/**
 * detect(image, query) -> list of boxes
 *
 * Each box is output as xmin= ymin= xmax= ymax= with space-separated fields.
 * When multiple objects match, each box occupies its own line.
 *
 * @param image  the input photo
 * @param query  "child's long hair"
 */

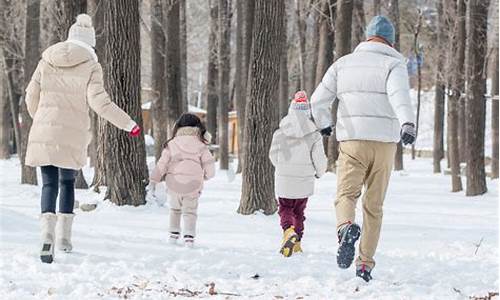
xmin=164 ymin=113 xmax=209 ymax=147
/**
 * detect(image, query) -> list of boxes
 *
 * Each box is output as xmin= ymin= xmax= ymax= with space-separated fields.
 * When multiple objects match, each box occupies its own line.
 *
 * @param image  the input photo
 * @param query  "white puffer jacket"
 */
xmin=269 ymin=103 xmax=327 ymax=199
xmin=310 ymin=41 xmax=415 ymax=143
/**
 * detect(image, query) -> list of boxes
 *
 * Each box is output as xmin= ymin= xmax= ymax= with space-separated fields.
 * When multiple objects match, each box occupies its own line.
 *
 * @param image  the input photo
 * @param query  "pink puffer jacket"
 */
xmin=150 ymin=127 xmax=215 ymax=196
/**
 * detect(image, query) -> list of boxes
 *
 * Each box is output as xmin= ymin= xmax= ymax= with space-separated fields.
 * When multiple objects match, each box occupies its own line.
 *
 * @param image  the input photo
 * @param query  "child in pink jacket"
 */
xmin=150 ymin=113 xmax=215 ymax=247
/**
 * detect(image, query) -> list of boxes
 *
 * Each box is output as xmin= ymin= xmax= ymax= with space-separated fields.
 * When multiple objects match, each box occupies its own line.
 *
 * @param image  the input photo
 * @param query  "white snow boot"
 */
xmin=56 ymin=213 xmax=74 ymax=252
xmin=169 ymin=232 xmax=180 ymax=244
xmin=184 ymin=235 xmax=194 ymax=248
xmin=40 ymin=213 xmax=57 ymax=263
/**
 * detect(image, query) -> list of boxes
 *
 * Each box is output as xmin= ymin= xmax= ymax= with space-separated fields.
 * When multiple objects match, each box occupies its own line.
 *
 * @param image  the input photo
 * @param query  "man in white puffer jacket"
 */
xmin=310 ymin=16 xmax=416 ymax=282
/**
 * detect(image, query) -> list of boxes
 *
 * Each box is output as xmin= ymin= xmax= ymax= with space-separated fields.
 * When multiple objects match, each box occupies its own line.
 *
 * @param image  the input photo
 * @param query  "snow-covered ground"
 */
xmin=0 ymin=157 xmax=498 ymax=299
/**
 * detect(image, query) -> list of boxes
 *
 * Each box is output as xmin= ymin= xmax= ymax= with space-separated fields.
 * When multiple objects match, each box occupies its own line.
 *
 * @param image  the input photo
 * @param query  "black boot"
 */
xmin=356 ymin=264 xmax=373 ymax=282
xmin=336 ymin=223 xmax=361 ymax=269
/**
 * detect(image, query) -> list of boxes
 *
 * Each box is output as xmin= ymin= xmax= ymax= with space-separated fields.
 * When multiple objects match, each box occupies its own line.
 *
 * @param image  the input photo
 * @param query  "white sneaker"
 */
xmin=169 ymin=232 xmax=180 ymax=244
xmin=184 ymin=235 xmax=194 ymax=248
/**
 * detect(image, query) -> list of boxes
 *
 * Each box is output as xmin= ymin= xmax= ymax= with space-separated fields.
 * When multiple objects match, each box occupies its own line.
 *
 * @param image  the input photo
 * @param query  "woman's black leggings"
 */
xmin=40 ymin=165 xmax=77 ymax=214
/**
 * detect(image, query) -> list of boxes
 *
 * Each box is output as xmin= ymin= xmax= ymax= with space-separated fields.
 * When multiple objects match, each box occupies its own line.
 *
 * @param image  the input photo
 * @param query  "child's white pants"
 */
xmin=168 ymin=192 xmax=199 ymax=237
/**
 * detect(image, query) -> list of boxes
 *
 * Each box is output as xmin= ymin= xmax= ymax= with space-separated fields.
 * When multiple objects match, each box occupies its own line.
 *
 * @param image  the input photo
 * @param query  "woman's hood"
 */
xmin=279 ymin=107 xmax=318 ymax=138
xmin=42 ymin=42 xmax=94 ymax=67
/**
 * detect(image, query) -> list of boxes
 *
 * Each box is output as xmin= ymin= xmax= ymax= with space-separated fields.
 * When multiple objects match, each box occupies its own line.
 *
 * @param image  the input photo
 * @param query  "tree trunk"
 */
xmin=432 ymin=0 xmax=446 ymax=173
xmin=315 ymin=0 xmax=335 ymax=87
xmin=307 ymin=7 xmax=320 ymax=95
xmin=278 ymin=2 xmax=289 ymax=119
xmin=294 ymin=0 xmax=307 ymax=90
xmin=446 ymin=0 xmax=465 ymax=192
xmin=206 ymin=0 xmax=219 ymax=144
xmin=0 ymin=57 xmax=10 ymax=159
xmin=328 ymin=0 xmax=353 ymax=172
xmin=465 ymin=0 xmax=489 ymax=196
xmin=235 ymin=0 xmax=245 ymax=172
xmin=88 ymin=0 xmax=107 ymax=189
xmin=151 ymin=0 xmax=167 ymax=161
xmin=103 ymin=0 xmax=147 ymax=206
xmin=238 ymin=0 xmax=284 ymax=215
xmin=491 ymin=46 xmax=499 ymax=179
xmin=351 ymin=0 xmax=365 ymax=50
xmin=164 ymin=0 xmax=183 ymax=137
xmin=218 ymin=0 xmax=231 ymax=170
xmin=180 ymin=0 xmax=188 ymax=112
xmin=21 ymin=0 xmax=41 ymax=185
xmin=373 ymin=0 xmax=381 ymax=15
xmin=411 ymin=12 xmax=422 ymax=160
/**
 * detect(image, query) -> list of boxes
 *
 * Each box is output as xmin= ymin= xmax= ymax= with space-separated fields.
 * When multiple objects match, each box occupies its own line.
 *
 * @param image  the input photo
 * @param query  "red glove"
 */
xmin=129 ymin=125 xmax=141 ymax=137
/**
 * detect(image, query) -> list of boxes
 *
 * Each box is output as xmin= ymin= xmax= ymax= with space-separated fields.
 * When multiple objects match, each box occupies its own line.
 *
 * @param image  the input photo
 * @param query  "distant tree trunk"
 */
xmin=492 ymin=46 xmax=499 ymax=179
xmin=206 ymin=0 xmax=219 ymax=144
xmin=315 ymin=0 xmax=335 ymax=87
xmin=278 ymin=2 xmax=289 ymax=119
xmin=465 ymin=0 xmax=489 ymax=196
xmin=21 ymin=0 xmax=41 ymax=185
xmin=411 ymin=12 xmax=422 ymax=160
xmin=328 ymin=0 xmax=353 ymax=172
xmin=351 ymin=0 xmax=365 ymax=50
xmin=373 ymin=0 xmax=381 ymax=15
xmin=88 ymin=0 xmax=107 ymax=189
xmin=0 ymin=59 xmax=9 ymax=159
xmin=218 ymin=0 xmax=231 ymax=170
xmin=238 ymin=0 xmax=284 ymax=215
xmin=433 ymin=0 xmax=446 ymax=173
xmin=387 ymin=0 xmax=404 ymax=171
xmin=164 ymin=0 xmax=183 ymax=137
xmin=294 ymin=0 xmax=307 ymax=90
xmin=151 ymin=0 xmax=167 ymax=161
xmin=180 ymin=0 xmax=188 ymax=111
xmin=307 ymin=7 xmax=320 ymax=95
xmin=235 ymin=0 xmax=246 ymax=172
xmin=103 ymin=0 xmax=147 ymax=205
xmin=447 ymin=0 xmax=464 ymax=192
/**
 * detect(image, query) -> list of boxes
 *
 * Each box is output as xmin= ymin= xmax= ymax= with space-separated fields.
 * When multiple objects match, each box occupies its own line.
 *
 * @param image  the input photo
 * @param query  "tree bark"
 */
xmin=235 ymin=0 xmax=245 ymax=172
xmin=328 ymin=0 xmax=353 ymax=172
xmin=103 ymin=0 xmax=147 ymax=206
xmin=491 ymin=46 xmax=499 ymax=179
xmin=218 ymin=0 xmax=231 ymax=170
xmin=294 ymin=0 xmax=307 ymax=90
xmin=432 ymin=0 xmax=446 ymax=173
xmin=278 ymin=1 xmax=289 ymax=119
xmin=21 ymin=0 xmax=41 ymax=185
xmin=0 ymin=56 xmax=10 ymax=159
xmin=351 ymin=0 xmax=365 ymax=50
xmin=180 ymin=0 xmax=188 ymax=112
xmin=206 ymin=0 xmax=219 ymax=144
xmin=164 ymin=0 xmax=183 ymax=137
xmin=151 ymin=0 xmax=167 ymax=161
xmin=238 ymin=0 xmax=284 ymax=215
xmin=307 ymin=6 xmax=320 ymax=94
xmin=465 ymin=0 xmax=489 ymax=196
xmin=373 ymin=0 xmax=381 ymax=15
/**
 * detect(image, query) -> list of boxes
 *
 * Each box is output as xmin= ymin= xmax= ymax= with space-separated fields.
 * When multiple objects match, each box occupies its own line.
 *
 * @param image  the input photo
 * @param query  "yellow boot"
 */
xmin=293 ymin=241 xmax=303 ymax=253
xmin=280 ymin=226 xmax=298 ymax=257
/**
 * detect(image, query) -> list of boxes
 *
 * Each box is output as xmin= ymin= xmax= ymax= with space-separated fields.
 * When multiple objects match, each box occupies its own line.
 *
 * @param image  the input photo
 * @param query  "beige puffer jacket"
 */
xmin=25 ymin=42 xmax=136 ymax=170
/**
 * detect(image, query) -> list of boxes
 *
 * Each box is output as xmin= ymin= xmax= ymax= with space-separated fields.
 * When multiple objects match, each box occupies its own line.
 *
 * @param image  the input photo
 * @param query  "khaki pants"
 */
xmin=169 ymin=193 xmax=199 ymax=237
xmin=335 ymin=140 xmax=397 ymax=269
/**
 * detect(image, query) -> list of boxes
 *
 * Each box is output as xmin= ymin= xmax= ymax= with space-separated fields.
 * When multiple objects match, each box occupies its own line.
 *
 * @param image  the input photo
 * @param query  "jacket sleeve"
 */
xmin=201 ymin=147 xmax=215 ymax=180
xmin=311 ymin=137 xmax=327 ymax=178
xmin=269 ymin=131 xmax=279 ymax=166
xmin=386 ymin=62 xmax=416 ymax=126
xmin=87 ymin=63 xmax=136 ymax=131
xmin=150 ymin=147 xmax=170 ymax=183
xmin=25 ymin=61 xmax=42 ymax=118
xmin=310 ymin=63 xmax=338 ymax=130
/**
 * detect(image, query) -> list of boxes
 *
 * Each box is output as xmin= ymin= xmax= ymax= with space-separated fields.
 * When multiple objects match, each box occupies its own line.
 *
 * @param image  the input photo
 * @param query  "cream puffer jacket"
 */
xmin=311 ymin=41 xmax=415 ymax=143
xmin=25 ymin=41 xmax=136 ymax=170
xmin=269 ymin=103 xmax=328 ymax=199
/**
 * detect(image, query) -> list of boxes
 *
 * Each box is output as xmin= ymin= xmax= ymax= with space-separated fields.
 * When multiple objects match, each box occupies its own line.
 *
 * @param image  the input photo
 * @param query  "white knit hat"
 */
xmin=67 ymin=14 xmax=96 ymax=47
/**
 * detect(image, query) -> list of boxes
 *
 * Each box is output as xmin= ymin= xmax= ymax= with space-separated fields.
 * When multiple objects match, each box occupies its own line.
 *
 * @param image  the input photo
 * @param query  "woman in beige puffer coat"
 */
xmin=25 ymin=14 xmax=141 ymax=264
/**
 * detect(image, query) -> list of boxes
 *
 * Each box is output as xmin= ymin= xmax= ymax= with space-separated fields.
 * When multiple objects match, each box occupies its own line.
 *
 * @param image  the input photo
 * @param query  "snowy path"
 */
xmin=0 ymin=157 xmax=498 ymax=299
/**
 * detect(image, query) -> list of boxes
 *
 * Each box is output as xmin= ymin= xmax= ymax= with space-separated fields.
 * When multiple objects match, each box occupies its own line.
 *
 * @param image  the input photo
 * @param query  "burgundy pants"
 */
xmin=278 ymin=198 xmax=308 ymax=240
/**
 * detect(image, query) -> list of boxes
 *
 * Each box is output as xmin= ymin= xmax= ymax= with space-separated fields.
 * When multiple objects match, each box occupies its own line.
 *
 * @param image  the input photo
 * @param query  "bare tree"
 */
xmin=205 ymin=0 xmax=219 ymax=143
xmin=446 ymin=0 xmax=465 ymax=192
xmin=103 ymin=0 xmax=147 ymax=206
xmin=410 ymin=10 xmax=423 ymax=160
xmin=151 ymin=0 xmax=167 ymax=161
xmin=238 ymin=0 xmax=284 ymax=215
xmin=351 ymin=0 xmax=365 ymax=49
xmin=164 ymin=0 xmax=183 ymax=137
xmin=180 ymin=0 xmax=188 ymax=112
xmin=465 ymin=0 xmax=489 ymax=196
xmin=218 ymin=0 xmax=231 ymax=170
xmin=278 ymin=1 xmax=289 ymax=119
xmin=21 ymin=0 xmax=40 ymax=185
xmin=0 ymin=55 xmax=9 ymax=159
xmin=294 ymin=0 xmax=307 ymax=90
xmin=491 ymin=4 xmax=499 ymax=179
xmin=373 ymin=0 xmax=381 ymax=15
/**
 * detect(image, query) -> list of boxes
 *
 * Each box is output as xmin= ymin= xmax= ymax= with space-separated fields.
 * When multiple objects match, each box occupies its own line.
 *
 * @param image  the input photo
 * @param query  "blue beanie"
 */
xmin=366 ymin=16 xmax=395 ymax=45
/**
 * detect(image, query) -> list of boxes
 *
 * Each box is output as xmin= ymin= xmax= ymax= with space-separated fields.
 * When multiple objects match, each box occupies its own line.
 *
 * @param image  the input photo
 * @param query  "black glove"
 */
xmin=400 ymin=123 xmax=416 ymax=145
xmin=320 ymin=126 xmax=333 ymax=137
